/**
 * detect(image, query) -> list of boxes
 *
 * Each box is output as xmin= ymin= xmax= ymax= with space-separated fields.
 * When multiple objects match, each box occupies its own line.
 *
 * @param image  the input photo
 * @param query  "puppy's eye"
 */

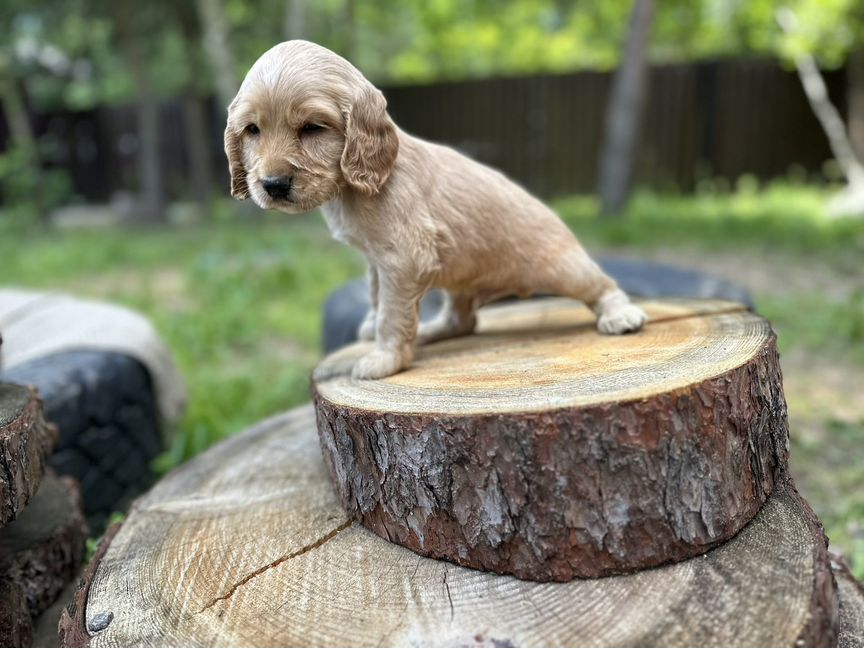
xmin=246 ymin=124 xmax=260 ymax=135
xmin=301 ymin=123 xmax=324 ymax=134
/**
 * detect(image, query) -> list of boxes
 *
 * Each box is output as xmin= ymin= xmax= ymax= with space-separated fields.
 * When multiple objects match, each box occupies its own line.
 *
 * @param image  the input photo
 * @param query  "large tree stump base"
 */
xmin=59 ymin=405 xmax=836 ymax=648
xmin=313 ymin=298 xmax=789 ymax=580
xmin=835 ymin=556 xmax=864 ymax=648
xmin=1 ymin=471 xmax=88 ymax=648
xmin=1 ymin=383 xmax=57 ymax=527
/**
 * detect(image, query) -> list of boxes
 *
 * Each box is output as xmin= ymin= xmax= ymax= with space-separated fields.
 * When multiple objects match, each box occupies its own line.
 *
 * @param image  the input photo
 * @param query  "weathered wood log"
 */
xmin=60 ymin=404 xmax=836 ymax=648
xmin=313 ymin=298 xmax=790 ymax=580
xmin=835 ymin=555 xmax=864 ymax=648
xmin=0 ymin=471 xmax=88 ymax=648
xmin=33 ymin=576 xmax=80 ymax=648
xmin=1 ymin=383 xmax=57 ymax=527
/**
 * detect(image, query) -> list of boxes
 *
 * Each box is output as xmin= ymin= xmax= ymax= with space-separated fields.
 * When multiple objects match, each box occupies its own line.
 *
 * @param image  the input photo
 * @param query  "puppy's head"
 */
xmin=225 ymin=40 xmax=399 ymax=213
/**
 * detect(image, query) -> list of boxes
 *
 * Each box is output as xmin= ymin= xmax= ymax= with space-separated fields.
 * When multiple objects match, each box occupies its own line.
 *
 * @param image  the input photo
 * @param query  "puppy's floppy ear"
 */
xmin=341 ymin=84 xmax=399 ymax=195
xmin=224 ymin=104 xmax=249 ymax=200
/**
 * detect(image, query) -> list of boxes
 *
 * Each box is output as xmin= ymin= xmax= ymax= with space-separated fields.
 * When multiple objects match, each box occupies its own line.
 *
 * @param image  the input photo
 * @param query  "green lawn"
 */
xmin=2 ymin=182 xmax=863 ymax=574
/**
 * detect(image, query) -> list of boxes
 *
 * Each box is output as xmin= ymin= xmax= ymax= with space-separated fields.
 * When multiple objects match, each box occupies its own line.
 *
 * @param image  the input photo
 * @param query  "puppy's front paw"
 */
xmin=352 ymin=348 xmax=408 ymax=380
xmin=597 ymin=303 xmax=647 ymax=335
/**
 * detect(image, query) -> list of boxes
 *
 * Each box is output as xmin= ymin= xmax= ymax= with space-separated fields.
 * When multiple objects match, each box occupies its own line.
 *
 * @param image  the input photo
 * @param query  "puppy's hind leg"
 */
xmin=357 ymin=266 xmax=379 ymax=342
xmin=593 ymin=288 xmax=647 ymax=334
xmin=416 ymin=292 xmax=477 ymax=345
xmin=549 ymin=247 xmax=646 ymax=335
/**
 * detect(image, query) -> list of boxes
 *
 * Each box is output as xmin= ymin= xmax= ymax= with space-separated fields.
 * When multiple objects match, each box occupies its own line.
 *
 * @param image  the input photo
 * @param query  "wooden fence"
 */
xmin=8 ymin=58 xmax=846 ymax=202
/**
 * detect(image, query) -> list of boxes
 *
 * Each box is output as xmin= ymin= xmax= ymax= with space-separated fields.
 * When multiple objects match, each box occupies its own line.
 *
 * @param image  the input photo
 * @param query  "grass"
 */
xmin=2 ymin=181 xmax=863 ymax=574
xmin=554 ymin=182 xmax=864 ymax=255
xmin=2 ymin=214 xmax=364 ymax=465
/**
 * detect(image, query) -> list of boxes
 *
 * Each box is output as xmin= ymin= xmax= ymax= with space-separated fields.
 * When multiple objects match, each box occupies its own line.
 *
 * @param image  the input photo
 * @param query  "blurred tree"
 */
xmin=197 ymin=0 xmax=239 ymax=112
xmin=0 ymin=54 xmax=45 ymax=221
xmin=597 ymin=0 xmax=654 ymax=217
xmin=112 ymin=4 xmax=165 ymax=222
xmin=0 ymin=0 xmax=69 ymax=222
xmin=176 ymin=2 xmax=215 ymax=215
xmin=383 ymin=0 xmax=631 ymax=82
xmin=283 ymin=0 xmax=307 ymax=41
xmin=849 ymin=48 xmax=864 ymax=160
xmin=343 ymin=0 xmax=357 ymax=62
xmin=778 ymin=6 xmax=864 ymax=216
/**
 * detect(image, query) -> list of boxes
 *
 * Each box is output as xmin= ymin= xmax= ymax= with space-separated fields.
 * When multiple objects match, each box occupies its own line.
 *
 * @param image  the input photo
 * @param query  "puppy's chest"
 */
xmin=321 ymin=204 xmax=372 ymax=253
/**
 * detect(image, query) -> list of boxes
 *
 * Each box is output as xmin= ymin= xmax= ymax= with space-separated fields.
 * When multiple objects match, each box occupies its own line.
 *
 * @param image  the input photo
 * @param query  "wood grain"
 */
xmin=0 ymin=471 xmax=88 ymax=648
xmin=314 ymin=298 xmax=790 ymax=580
xmin=1 ymin=383 xmax=57 ymax=528
xmin=71 ymin=405 xmax=835 ymax=648
xmin=313 ymin=298 xmax=759 ymax=414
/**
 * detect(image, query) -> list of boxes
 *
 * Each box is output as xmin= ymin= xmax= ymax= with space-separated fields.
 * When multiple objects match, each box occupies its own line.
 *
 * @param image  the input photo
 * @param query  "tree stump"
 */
xmin=835 ymin=556 xmax=864 ymax=648
xmin=1 ymin=471 xmax=88 ymax=648
xmin=1 ymin=383 xmax=57 ymax=527
xmin=59 ymin=404 xmax=836 ymax=648
xmin=313 ymin=298 xmax=789 ymax=580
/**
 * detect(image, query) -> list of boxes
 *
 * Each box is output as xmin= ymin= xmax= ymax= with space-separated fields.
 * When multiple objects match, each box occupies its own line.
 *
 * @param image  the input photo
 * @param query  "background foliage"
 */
xmin=3 ymin=0 xmax=864 ymax=114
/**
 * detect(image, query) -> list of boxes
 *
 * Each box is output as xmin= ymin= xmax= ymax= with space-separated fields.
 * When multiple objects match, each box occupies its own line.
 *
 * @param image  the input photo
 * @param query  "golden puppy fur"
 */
xmin=226 ymin=40 xmax=646 ymax=379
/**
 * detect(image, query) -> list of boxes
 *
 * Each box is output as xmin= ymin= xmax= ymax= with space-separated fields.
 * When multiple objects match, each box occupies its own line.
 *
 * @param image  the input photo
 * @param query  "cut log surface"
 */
xmin=65 ymin=405 xmax=836 ymax=648
xmin=0 ymin=471 xmax=88 ymax=648
xmin=313 ymin=298 xmax=790 ymax=580
xmin=1 ymin=383 xmax=57 ymax=528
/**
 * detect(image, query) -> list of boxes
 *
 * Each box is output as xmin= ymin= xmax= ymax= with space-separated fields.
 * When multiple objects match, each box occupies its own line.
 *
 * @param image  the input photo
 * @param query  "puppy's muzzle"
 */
xmin=261 ymin=176 xmax=293 ymax=200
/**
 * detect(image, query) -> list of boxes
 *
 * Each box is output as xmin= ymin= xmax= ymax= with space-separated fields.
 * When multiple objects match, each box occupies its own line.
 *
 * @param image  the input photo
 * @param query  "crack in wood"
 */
xmin=641 ymin=304 xmax=748 ymax=326
xmin=198 ymin=520 xmax=352 ymax=613
xmin=443 ymin=567 xmax=454 ymax=622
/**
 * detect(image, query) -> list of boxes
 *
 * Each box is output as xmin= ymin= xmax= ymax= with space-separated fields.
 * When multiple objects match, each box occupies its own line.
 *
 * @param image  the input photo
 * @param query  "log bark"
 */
xmin=1 ymin=383 xmax=57 ymax=527
xmin=62 ymin=403 xmax=835 ymax=647
xmin=313 ymin=298 xmax=789 ymax=580
xmin=0 ymin=471 xmax=88 ymax=648
xmin=834 ymin=554 xmax=864 ymax=648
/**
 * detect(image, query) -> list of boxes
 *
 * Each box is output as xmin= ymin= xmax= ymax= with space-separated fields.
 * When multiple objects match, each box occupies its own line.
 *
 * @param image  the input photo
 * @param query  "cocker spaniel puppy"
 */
xmin=226 ymin=41 xmax=646 ymax=379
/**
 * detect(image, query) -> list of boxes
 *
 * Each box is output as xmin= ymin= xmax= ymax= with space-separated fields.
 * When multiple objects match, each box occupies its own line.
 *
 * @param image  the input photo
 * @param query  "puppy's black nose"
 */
xmin=261 ymin=176 xmax=293 ymax=200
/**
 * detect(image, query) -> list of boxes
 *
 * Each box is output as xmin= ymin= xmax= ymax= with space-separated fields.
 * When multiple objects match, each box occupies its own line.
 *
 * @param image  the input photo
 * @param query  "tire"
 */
xmin=0 ymin=351 xmax=163 ymax=531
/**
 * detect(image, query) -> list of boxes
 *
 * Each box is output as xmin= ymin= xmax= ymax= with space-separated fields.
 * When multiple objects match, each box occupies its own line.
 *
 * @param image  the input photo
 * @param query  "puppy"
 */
xmin=225 ymin=41 xmax=646 ymax=379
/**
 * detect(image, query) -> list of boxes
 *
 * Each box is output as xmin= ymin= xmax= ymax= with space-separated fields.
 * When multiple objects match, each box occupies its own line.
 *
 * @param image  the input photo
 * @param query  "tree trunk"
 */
xmin=314 ymin=298 xmax=788 ymax=581
xmin=597 ymin=0 xmax=654 ymax=217
xmin=0 ymin=471 xmax=88 ymax=648
xmin=0 ymin=69 xmax=46 ymax=222
xmin=0 ymin=383 xmax=57 ymax=527
xmin=847 ymin=48 xmax=864 ymax=161
xmin=196 ymin=0 xmax=239 ymax=112
xmin=342 ymin=0 xmax=356 ymax=61
xmin=283 ymin=0 xmax=307 ymax=41
xmin=181 ymin=94 xmax=214 ymax=215
xmin=57 ymin=403 xmax=836 ymax=647
xmin=115 ymin=15 xmax=165 ymax=223
xmin=777 ymin=10 xmax=864 ymax=216
xmin=179 ymin=14 xmax=214 ymax=214
xmin=793 ymin=53 xmax=864 ymax=188
xmin=777 ymin=9 xmax=864 ymax=188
